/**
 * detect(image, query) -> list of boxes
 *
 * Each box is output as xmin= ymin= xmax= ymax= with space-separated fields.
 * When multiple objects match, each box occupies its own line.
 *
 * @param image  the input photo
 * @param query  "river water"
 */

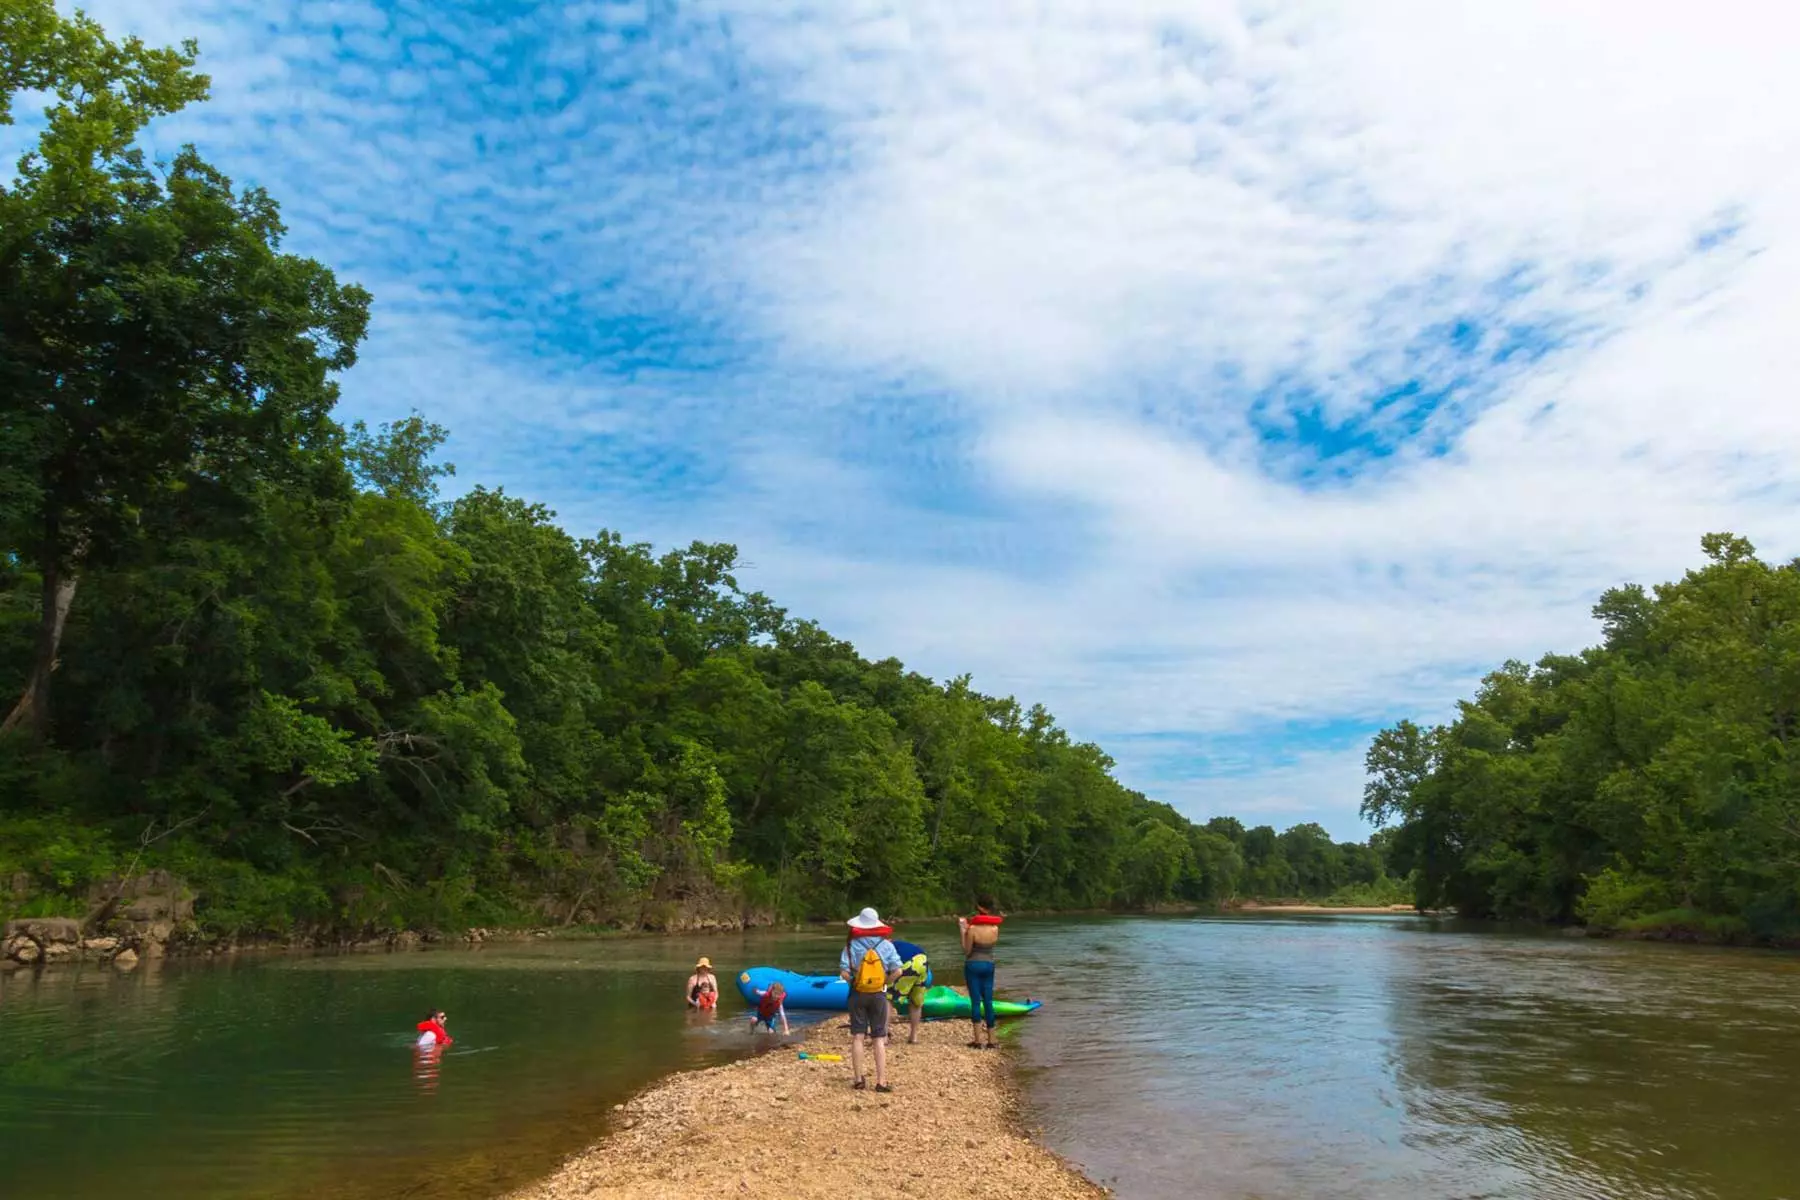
xmin=1 ymin=915 xmax=1796 ymax=1199
xmin=1007 ymin=914 xmax=1800 ymax=1200
xmin=0 ymin=931 xmax=848 ymax=1199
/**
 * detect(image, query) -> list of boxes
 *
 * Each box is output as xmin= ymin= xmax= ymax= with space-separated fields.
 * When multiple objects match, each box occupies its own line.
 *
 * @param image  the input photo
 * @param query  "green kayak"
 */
xmin=905 ymin=984 xmax=1041 ymax=1021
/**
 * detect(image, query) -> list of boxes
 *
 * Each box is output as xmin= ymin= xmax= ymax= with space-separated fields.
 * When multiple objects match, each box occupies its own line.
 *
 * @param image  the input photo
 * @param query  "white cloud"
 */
xmin=1118 ymin=741 xmax=1375 ymax=838
xmin=693 ymin=0 xmax=1800 ymax=825
xmin=55 ymin=0 xmax=1800 ymax=834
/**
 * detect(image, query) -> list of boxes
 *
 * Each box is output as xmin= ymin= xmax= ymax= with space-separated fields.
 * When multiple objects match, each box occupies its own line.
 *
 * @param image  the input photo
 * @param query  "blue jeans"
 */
xmin=964 ymin=960 xmax=996 ymax=1028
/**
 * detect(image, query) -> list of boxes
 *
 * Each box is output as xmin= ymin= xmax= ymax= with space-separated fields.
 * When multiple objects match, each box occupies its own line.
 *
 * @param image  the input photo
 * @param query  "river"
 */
xmin=1011 ymin=914 xmax=1800 ymax=1199
xmin=1 ymin=915 xmax=1796 ymax=1199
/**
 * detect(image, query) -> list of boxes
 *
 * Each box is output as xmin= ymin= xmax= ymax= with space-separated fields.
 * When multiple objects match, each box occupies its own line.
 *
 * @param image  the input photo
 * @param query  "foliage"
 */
xmin=1320 ymin=875 xmax=1413 ymax=908
xmin=1 ymin=0 xmax=368 ymax=739
xmin=1365 ymin=534 xmax=1800 ymax=943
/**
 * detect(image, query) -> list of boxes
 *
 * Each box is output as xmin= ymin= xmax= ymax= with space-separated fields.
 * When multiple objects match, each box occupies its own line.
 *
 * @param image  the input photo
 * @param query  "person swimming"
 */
xmin=415 ymin=1009 xmax=453 ymax=1047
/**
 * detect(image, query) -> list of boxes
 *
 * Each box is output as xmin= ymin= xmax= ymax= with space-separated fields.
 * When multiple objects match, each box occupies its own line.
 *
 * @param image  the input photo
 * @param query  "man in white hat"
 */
xmin=838 ymin=906 xmax=903 ymax=1092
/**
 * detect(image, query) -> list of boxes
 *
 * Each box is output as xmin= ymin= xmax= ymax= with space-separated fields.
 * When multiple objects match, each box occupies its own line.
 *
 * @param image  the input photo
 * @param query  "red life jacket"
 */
xmin=416 ymin=1019 xmax=452 ymax=1045
xmin=758 ymin=990 xmax=784 ymax=1019
xmin=968 ymin=914 xmax=1003 ymax=926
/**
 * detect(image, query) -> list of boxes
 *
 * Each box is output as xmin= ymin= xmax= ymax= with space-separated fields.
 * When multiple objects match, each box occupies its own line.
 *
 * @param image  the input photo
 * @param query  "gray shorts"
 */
xmin=847 ymin=990 xmax=890 ymax=1038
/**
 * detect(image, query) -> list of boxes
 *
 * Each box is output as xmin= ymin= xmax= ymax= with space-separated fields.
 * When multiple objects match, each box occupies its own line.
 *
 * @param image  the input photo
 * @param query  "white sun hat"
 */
xmin=846 ymin=906 xmax=885 ymax=930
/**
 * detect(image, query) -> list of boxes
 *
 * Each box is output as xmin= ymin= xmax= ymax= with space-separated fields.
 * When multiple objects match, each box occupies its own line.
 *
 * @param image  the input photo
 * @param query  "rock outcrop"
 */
xmin=2 ymin=871 xmax=196 ymax=969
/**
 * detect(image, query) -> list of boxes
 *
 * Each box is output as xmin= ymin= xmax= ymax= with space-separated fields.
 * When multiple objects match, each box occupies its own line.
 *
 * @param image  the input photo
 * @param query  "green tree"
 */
xmin=1 ymin=4 xmax=368 ymax=737
xmin=1364 ymin=534 xmax=1800 ymax=941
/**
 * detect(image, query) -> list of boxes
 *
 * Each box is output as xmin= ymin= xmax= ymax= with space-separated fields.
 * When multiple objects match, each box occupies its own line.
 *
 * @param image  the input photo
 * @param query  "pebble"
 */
xmin=505 ymin=1018 xmax=1106 ymax=1199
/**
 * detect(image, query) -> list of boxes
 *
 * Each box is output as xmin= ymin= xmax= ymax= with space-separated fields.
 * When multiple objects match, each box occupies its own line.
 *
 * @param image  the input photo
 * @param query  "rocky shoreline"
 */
xmin=1 ymin=917 xmax=146 ymax=970
xmin=1 ymin=863 xmax=784 ymax=970
xmin=1 ymin=868 xmax=196 ymax=971
xmin=507 ymin=1012 xmax=1107 ymax=1200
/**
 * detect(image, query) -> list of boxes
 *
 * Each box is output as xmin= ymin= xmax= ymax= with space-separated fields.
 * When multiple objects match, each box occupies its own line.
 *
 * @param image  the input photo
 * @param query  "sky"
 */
xmin=37 ymin=0 xmax=1800 ymax=839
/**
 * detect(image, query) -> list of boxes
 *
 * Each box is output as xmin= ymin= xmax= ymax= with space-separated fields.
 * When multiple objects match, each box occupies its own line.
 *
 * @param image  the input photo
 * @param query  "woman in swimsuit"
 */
xmin=959 ymin=898 xmax=1002 ymax=1050
xmin=685 ymin=957 xmax=721 ymax=1010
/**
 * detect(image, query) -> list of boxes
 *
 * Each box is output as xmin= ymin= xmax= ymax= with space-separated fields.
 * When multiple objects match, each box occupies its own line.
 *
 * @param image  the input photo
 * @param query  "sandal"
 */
xmin=968 ymin=1040 xmax=984 ymax=1049
xmin=875 ymin=1083 xmax=893 ymax=1093
xmin=853 ymin=1077 xmax=867 ymax=1090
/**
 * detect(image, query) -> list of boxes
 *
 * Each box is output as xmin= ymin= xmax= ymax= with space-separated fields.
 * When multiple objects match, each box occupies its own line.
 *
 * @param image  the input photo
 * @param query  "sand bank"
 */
xmin=508 ymin=1014 xmax=1105 ymax=1199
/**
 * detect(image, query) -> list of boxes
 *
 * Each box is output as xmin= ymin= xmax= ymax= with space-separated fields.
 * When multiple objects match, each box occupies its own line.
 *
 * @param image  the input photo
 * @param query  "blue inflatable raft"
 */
xmin=737 ymin=965 xmax=856 ymax=1011
xmin=737 ymin=939 xmax=933 ymax=1012
xmin=734 ymin=938 xmax=1041 ymax=1020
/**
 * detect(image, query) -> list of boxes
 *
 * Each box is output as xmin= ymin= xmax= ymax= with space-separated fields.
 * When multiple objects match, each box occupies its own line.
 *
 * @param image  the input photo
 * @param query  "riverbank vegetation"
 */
xmin=1364 ymin=534 xmax=1800 ymax=944
xmin=0 ymin=4 xmax=1406 ymax=941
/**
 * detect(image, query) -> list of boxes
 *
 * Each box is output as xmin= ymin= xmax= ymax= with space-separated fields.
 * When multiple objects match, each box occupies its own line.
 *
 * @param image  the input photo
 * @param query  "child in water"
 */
xmin=415 ymin=1009 xmax=453 ymax=1047
xmin=749 ymin=982 xmax=790 ymax=1035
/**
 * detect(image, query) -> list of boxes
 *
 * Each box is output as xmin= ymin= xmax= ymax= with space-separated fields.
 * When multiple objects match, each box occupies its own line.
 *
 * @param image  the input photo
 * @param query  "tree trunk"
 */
xmin=2 ymin=562 xmax=78 ymax=741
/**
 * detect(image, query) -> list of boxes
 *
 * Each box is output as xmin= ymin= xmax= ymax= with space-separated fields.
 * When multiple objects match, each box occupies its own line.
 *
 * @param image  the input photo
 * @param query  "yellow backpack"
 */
xmin=851 ymin=944 xmax=887 ymax=993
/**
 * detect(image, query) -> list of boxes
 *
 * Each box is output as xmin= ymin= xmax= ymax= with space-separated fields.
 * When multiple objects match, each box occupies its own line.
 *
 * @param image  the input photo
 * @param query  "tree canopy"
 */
xmin=1364 ymin=534 xmax=1800 ymax=944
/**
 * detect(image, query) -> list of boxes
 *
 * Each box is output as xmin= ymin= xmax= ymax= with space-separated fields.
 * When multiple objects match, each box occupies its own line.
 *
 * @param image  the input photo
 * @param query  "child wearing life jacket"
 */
xmin=415 ymin=1009 xmax=453 ymax=1048
xmin=886 ymin=948 xmax=930 ymax=1045
xmin=748 ymin=982 xmax=790 ymax=1034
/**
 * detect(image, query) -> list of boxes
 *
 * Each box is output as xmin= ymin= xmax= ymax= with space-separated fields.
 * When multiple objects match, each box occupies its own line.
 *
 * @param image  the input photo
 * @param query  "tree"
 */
xmin=1 ymin=4 xmax=368 ymax=738
xmin=1364 ymin=534 xmax=1800 ymax=940
xmin=1204 ymin=814 xmax=1246 ymax=844
xmin=347 ymin=413 xmax=455 ymax=509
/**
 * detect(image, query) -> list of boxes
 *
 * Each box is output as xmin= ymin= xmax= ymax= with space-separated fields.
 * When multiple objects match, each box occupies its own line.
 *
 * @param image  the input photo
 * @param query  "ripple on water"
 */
xmin=0 ymin=930 xmax=861 ymax=1199
xmin=1002 ymin=914 xmax=1800 ymax=1200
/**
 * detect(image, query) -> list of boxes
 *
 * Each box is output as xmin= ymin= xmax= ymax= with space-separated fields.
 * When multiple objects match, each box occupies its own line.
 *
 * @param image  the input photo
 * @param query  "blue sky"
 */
xmin=49 ymin=0 xmax=1800 ymax=838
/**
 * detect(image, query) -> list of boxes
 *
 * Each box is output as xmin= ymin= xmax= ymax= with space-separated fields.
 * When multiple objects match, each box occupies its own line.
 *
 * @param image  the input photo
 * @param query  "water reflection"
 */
xmin=413 ymin=1043 xmax=445 ymax=1094
xmin=1382 ymin=937 xmax=1800 ymax=1200
xmin=0 ymin=929 xmax=862 ymax=1199
xmin=1007 ymin=915 xmax=1800 ymax=1200
xmin=10 ymin=920 xmax=1793 ymax=1200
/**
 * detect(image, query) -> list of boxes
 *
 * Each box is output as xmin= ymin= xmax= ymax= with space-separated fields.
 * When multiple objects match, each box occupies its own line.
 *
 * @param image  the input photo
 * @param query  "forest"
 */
xmin=0 ymin=3 xmax=1400 ymax=939
xmin=1364 ymin=533 xmax=1800 ymax=944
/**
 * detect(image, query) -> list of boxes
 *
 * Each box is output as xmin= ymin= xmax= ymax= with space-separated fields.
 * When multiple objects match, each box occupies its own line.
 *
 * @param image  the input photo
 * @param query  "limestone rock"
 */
xmin=123 ymin=896 xmax=173 ymax=922
xmin=3 ymin=935 xmax=40 ymax=964
xmin=40 ymin=941 xmax=76 ymax=962
xmin=4 ymin=916 xmax=81 ymax=944
xmin=113 ymin=948 xmax=140 ymax=970
xmin=82 ymin=936 xmax=121 ymax=954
